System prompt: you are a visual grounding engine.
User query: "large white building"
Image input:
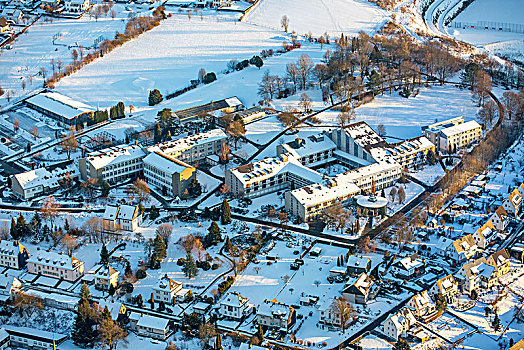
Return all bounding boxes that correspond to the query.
[276,134,336,167]
[0,240,29,269]
[64,0,89,12]
[27,249,84,282]
[79,143,146,184]
[147,129,226,165]
[423,117,482,153]
[143,151,196,199]
[153,275,183,304]
[102,204,142,232]
[220,292,251,320]
[11,165,78,201]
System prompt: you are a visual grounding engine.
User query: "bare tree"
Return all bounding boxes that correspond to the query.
[377,124,386,136]
[297,54,314,90]
[13,117,19,132]
[84,217,102,243]
[478,100,497,127]
[0,222,10,240]
[337,109,356,127]
[128,179,150,203]
[286,63,300,92]
[331,297,354,333]
[156,223,173,245]
[218,140,231,164]
[30,126,39,139]
[40,196,60,229]
[280,15,289,32]
[61,234,77,256]
[299,93,312,113]
[61,129,78,159]
[187,9,192,20]
[397,186,406,204]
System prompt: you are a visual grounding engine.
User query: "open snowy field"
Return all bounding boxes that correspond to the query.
[242,0,388,36]
[0,5,135,105]
[55,12,297,110]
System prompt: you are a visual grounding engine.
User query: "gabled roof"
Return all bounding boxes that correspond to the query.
[452,234,477,255]
[435,274,456,294]
[343,272,373,296]
[154,275,182,293]
[221,292,249,308]
[257,299,293,319]
[487,249,510,268]
[143,151,194,175]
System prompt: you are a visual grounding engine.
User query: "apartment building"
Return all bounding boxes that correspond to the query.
[226,155,324,199]
[147,129,226,165]
[0,240,29,269]
[79,144,146,183]
[276,134,336,167]
[27,249,84,282]
[423,117,482,153]
[143,152,196,198]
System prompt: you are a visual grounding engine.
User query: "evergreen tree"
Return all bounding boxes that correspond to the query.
[26,142,31,153]
[186,289,194,302]
[101,181,110,197]
[256,324,264,342]
[493,313,501,331]
[10,218,17,240]
[15,213,28,237]
[150,292,155,309]
[72,286,98,347]
[207,221,222,246]
[100,244,109,265]
[156,108,173,129]
[136,294,143,307]
[125,261,132,277]
[427,149,437,165]
[187,177,202,198]
[150,253,159,269]
[31,212,42,232]
[215,333,224,350]
[220,199,231,225]
[148,89,163,106]
[154,123,162,143]
[153,234,167,259]
[366,70,381,96]
[183,253,198,279]
[225,236,233,252]
[80,282,91,300]
[102,306,112,321]
[64,218,70,232]
[394,338,410,350]
[251,55,264,69]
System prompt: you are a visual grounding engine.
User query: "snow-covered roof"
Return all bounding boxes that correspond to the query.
[0,240,27,256]
[342,121,384,149]
[279,134,336,159]
[3,325,67,343]
[346,256,370,269]
[147,129,226,156]
[103,205,119,221]
[25,92,93,120]
[136,314,169,330]
[411,291,434,309]
[154,275,182,293]
[257,299,292,319]
[0,273,19,293]
[440,120,481,137]
[221,292,249,308]
[97,299,124,320]
[436,275,456,294]
[452,234,477,255]
[27,249,84,271]
[86,144,146,170]
[394,254,424,271]
[225,97,242,108]
[143,151,194,175]
[94,265,119,280]
[289,174,360,206]
[13,165,78,190]
[230,155,323,186]
[117,204,138,221]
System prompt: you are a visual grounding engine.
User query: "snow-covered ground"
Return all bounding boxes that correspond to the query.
[242,0,389,36]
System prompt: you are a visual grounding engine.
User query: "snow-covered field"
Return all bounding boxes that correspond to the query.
[0,6,133,104]
[242,0,388,36]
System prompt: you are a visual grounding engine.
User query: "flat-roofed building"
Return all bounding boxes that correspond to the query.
[143,151,196,199]
[423,117,482,153]
[23,91,94,126]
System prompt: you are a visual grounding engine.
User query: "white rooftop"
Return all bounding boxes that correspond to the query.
[13,165,78,190]
[27,249,83,271]
[143,151,193,175]
[25,92,93,120]
[440,120,481,137]
[147,129,226,156]
[136,314,169,330]
[86,144,146,170]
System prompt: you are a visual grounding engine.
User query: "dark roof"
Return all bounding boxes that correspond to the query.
[4,326,68,344]
[174,98,238,121]
[0,17,8,27]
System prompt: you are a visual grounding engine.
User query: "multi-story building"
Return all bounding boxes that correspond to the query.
[153,275,182,305]
[503,187,522,217]
[257,299,296,332]
[3,326,68,350]
[11,165,78,201]
[487,249,511,278]
[0,240,29,269]
[79,144,146,183]
[346,256,371,276]
[129,313,171,340]
[455,257,497,293]
[64,0,89,12]
[0,274,22,301]
[226,155,324,199]
[102,204,142,232]
[383,308,417,341]
[423,117,482,153]
[430,274,458,304]
[447,234,479,262]
[220,292,251,320]
[390,254,425,279]
[407,291,436,318]
[490,205,510,231]
[94,265,120,291]
[276,134,336,167]
[27,249,84,282]
[342,273,378,304]
[143,152,196,199]
[147,129,226,165]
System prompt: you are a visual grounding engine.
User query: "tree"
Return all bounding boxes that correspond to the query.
[492,313,501,331]
[218,140,230,164]
[187,177,202,198]
[397,186,406,204]
[226,120,245,148]
[286,63,300,92]
[220,199,231,225]
[331,297,354,333]
[478,99,498,127]
[198,323,216,347]
[13,117,19,132]
[40,195,60,229]
[297,54,314,90]
[207,221,222,246]
[157,108,174,130]
[154,234,167,260]
[183,253,198,279]
[98,318,127,349]
[100,244,110,265]
[72,291,98,347]
[251,55,263,69]
[256,324,264,342]
[337,109,356,127]
[10,218,17,240]
[280,15,289,32]
[426,149,437,165]
[215,333,224,350]
[299,93,312,113]
[61,234,77,256]
[156,223,173,245]
[198,68,206,82]
[394,338,410,350]
[148,89,163,106]
[389,187,397,202]
[377,124,386,137]
[128,179,150,203]
[435,293,447,312]
[61,129,78,160]
[30,126,39,139]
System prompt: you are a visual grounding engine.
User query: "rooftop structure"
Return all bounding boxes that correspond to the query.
[11,165,78,201]
[24,91,94,126]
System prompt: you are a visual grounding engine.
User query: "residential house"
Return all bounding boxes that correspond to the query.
[11,165,79,200]
[0,274,21,302]
[491,205,510,231]
[346,256,371,276]
[94,265,120,291]
[257,299,296,332]
[503,187,522,217]
[129,313,171,340]
[342,273,378,305]
[0,7,23,24]
[472,220,496,249]
[0,17,10,33]
[220,292,251,320]
[447,234,479,263]
[318,298,351,328]
[407,290,436,318]
[153,275,182,304]
[97,299,127,322]
[3,326,68,350]
[430,275,458,304]
[102,204,142,232]
[487,249,511,278]
[383,308,417,341]
[0,240,29,269]
[27,249,84,282]
[390,254,424,279]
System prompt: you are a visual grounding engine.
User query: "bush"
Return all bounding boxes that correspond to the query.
[196,260,211,271]
[203,72,217,84]
[177,258,186,266]
[149,89,163,106]
[211,263,219,270]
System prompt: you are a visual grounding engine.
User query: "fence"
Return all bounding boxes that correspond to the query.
[450,21,524,34]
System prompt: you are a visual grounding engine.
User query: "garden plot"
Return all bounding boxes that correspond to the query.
[242,0,388,36]
[0,5,133,104]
